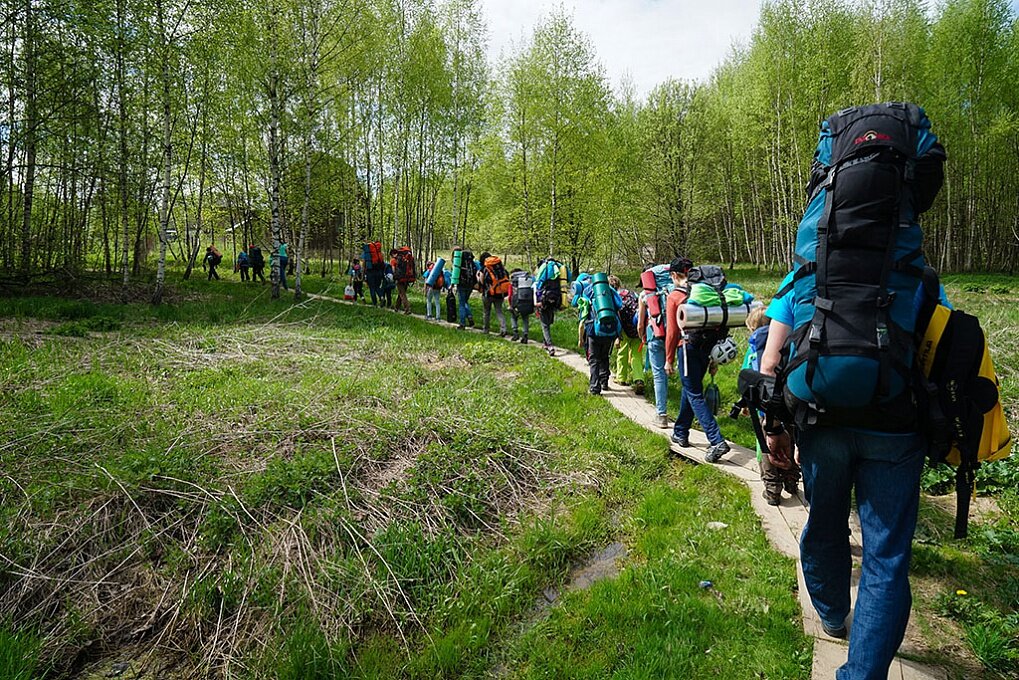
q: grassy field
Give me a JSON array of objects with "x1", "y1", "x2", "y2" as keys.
[{"x1": 0, "y1": 265, "x2": 1016, "y2": 678}]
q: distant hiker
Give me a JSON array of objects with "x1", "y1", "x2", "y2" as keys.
[
  {"x1": 534, "y1": 257, "x2": 569, "y2": 356},
  {"x1": 579, "y1": 272, "x2": 623, "y2": 395},
  {"x1": 665, "y1": 257, "x2": 729, "y2": 462},
  {"x1": 381, "y1": 259, "x2": 395, "y2": 308},
  {"x1": 361, "y1": 242, "x2": 385, "y2": 306},
  {"x1": 479, "y1": 252, "x2": 510, "y2": 336},
  {"x1": 205, "y1": 246, "x2": 222, "y2": 281},
  {"x1": 741, "y1": 305, "x2": 800, "y2": 505},
  {"x1": 278, "y1": 242, "x2": 289, "y2": 291},
  {"x1": 237, "y1": 250, "x2": 250, "y2": 281},
  {"x1": 349, "y1": 258, "x2": 365, "y2": 301},
  {"x1": 423, "y1": 260, "x2": 447, "y2": 320},
  {"x1": 609, "y1": 275, "x2": 644, "y2": 395},
  {"x1": 452, "y1": 246, "x2": 476, "y2": 329},
  {"x1": 391, "y1": 247, "x2": 416, "y2": 314},
  {"x1": 638, "y1": 264, "x2": 672, "y2": 428},
  {"x1": 509, "y1": 268, "x2": 535, "y2": 343},
  {"x1": 249, "y1": 244, "x2": 265, "y2": 283}
]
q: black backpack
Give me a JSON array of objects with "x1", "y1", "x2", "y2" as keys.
[
  {"x1": 460, "y1": 251, "x2": 476, "y2": 285},
  {"x1": 541, "y1": 277, "x2": 563, "y2": 311},
  {"x1": 685, "y1": 265, "x2": 727, "y2": 346},
  {"x1": 618, "y1": 289, "x2": 639, "y2": 338}
]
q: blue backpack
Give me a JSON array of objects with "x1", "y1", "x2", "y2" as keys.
[{"x1": 783, "y1": 102, "x2": 946, "y2": 430}]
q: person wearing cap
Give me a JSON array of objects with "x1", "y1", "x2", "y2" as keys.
[{"x1": 664, "y1": 257, "x2": 729, "y2": 462}]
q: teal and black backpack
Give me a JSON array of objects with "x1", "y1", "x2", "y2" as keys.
[{"x1": 783, "y1": 102, "x2": 946, "y2": 430}]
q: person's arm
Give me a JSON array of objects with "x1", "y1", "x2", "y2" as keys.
[
  {"x1": 760, "y1": 320, "x2": 790, "y2": 377},
  {"x1": 637, "y1": 296, "x2": 647, "y2": 340}
]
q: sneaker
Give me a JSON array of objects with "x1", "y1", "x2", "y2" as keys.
[
  {"x1": 763, "y1": 489, "x2": 781, "y2": 506},
  {"x1": 457, "y1": 324, "x2": 465, "y2": 331},
  {"x1": 670, "y1": 433, "x2": 690, "y2": 447},
  {"x1": 656, "y1": 414, "x2": 670, "y2": 429},
  {"x1": 467, "y1": 318, "x2": 475, "y2": 328},
  {"x1": 510, "y1": 334, "x2": 519, "y2": 342},
  {"x1": 521, "y1": 338, "x2": 529, "y2": 345},
  {"x1": 589, "y1": 388, "x2": 601, "y2": 395},
  {"x1": 704, "y1": 441, "x2": 731, "y2": 464},
  {"x1": 633, "y1": 381, "x2": 645, "y2": 395},
  {"x1": 822, "y1": 620, "x2": 848, "y2": 639},
  {"x1": 545, "y1": 345, "x2": 555, "y2": 357}
]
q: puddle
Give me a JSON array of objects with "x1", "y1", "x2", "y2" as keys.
[{"x1": 543, "y1": 541, "x2": 628, "y2": 604}]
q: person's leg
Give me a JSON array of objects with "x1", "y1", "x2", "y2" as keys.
[
  {"x1": 628, "y1": 337, "x2": 644, "y2": 385},
  {"x1": 521, "y1": 313, "x2": 530, "y2": 342},
  {"x1": 540, "y1": 307, "x2": 555, "y2": 346},
  {"x1": 510, "y1": 308, "x2": 520, "y2": 337},
  {"x1": 839, "y1": 432, "x2": 925, "y2": 680},
  {"x1": 615, "y1": 340, "x2": 631, "y2": 384},
  {"x1": 797, "y1": 427, "x2": 855, "y2": 634},
  {"x1": 458, "y1": 287, "x2": 470, "y2": 326},
  {"x1": 398, "y1": 282, "x2": 410, "y2": 312},
  {"x1": 368, "y1": 278, "x2": 379, "y2": 305},
  {"x1": 586, "y1": 336, "x2": 601, "y2": 393},
  {"x1": 678, "y1": 346, "x2": 724, "y2": 445},
  {"x1": 495, "y1": 298, "x2": 506, "y2": 334},
  {"x1": 424, "y1": 288, "x2": 433, "y2": 317},
  {"x1": 482, "y1": 296, "x2": 493, "y2": 332},
  {"x1": 279, "y1": 258, "x2": 288, "y2": 289},
  {"x1": 597, "y1": 337, "x2": 612, "y2": 388},
  {"x1": 759, "y1": 455, "x2": 784, "y2": 503},
  {"x1": 647, "y1": 338, "x2": 668, "y2": 416}
]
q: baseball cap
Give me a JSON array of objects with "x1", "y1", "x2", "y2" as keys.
[{"x1": 670, "y1": 257, "x2": 693, "y2": 274}]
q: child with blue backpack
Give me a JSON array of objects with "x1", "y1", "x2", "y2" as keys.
[
  {"x1": 741, "y1": 305, "x2": 800, "y2": 505},
  {"x1": 579, "y1": 273, "x2": 623, "y2": 395}
]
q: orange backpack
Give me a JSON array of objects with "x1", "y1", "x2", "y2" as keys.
[{"x1": 484, "y1": 256, "x2": 511, "y2": 297}]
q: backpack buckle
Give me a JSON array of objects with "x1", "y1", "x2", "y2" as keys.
[
  {"x1": 809, "y1": 323, "x2": 823, "y2": 344},
  {"x1": 876, "y1": 323, "x2": 889, "y2": 350}
]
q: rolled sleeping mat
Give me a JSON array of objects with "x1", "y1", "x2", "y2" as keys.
[
  {"x1": 451, "y1": 250, "x2": 463, "y2": 285},
  {"x1": 678, "y1": 300, "x2": 764, "y2": 329},
  {"x1": 641, "y1": 270, "x2": 665, "y2": 337},
  {"x1": 426, "y1": 257, "x2": 446, "y2": 286},
  {"x1": 591, "y1": 273, "x2": 616, "y2": 322}
]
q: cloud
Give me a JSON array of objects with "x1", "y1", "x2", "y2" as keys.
[{"x1": 481, "y1": 0, "x2": 763, "y2": 98}]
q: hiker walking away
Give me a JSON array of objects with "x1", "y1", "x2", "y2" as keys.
[
  {"x1": 452, "y1": 246, "x2": 476, "y2": 329},
  {"x1": 362, "y1": 242, "x2": 385, "y2": 306},
  {"x1": 278, "y1": 241, "x2": 289, "y2": 291},
  {"x1": 741, "y1": 305, "x2": 799, "y2": 505},
  {"x1": 763, "y1": 103, "x2": 947, "y2": 679},
  {"x1": 205, "y1": 246, "x2": 222, "y2": 281},
  {"x1": 534, "y1": 257, "x2": 569, "y2": 356},
  {"x1": 381, "y1": 259, "x2": 395, "y2": 308},
  {"x1": 579, "y1": 273, "x2": 622, "y2": 395},
  {"x1": 638, "y1": 264, "x2": 672, "y2": 429},
  {"x1": 423, "y1": 261, "x2": 446, "y2": 320},
  {"x1": 349, "y1": 258, "x2": 365, "y2": 301},
  {"x1": 236, "y1": 249, "x2": 250, "y2": 281},
  {"x1": 479, "y1": 252, "x2": 510, "y2": 336},
  {"x1": 391, "y1": 247, "x2": 416, "y2": 314},
  {"x1": 665, "y1": 257, "x2": 729, "y2": 462},
  {"x1": 249, "y1": 244, "x2": 265, "y2": 283},
  {"x1": 509, "y1": 268, "x2": 535, "y2": 343},
  {"x1": 608, "y1": 275, "x2": 644, "y2": 395}
]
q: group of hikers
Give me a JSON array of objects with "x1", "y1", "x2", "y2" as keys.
[
  {"x1": 337, "y1": 103, "x2": 1015, "y2": 680},
  {"x1": 203, "y1": 243, "x2": 294, "y2": 288}
]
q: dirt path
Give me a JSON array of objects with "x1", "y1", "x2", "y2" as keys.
[{"x1": 309, "y1": 292, "x2": 946, "y2": 680}]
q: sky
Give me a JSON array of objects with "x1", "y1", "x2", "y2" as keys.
[
  {"x1": 481, "y1": 0, "x2": 765, "y2": 98},
  {"x1": 481, "y1": 0, "x2": 1019, "y2": 99}
]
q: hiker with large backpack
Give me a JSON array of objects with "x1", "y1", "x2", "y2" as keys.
[
  {"x1": 236, "y1": 250, "x2": 250, "y2": 281},
  {"x1": 249, "y1": 244, "x2": 265, "y2": 283},
  {"x1": 478, "y1": 252, "x2": 510, "y2": 336},
  {"x1": 391, "y1": 247, "x2": 416, "y2": 314},
  {"x1": 381, "y1": 259, "x2": 395, "y2": 308},
  {"x1": 423, "y1": 259, "x2": 448, "y2": 320},
  {"x1": 578, "y1": 273, "x2": 623, "y2": 395},
  {"x1": 637, "y1": 263, "x2": 675, "y2": 429},
  {"x1": 204, "y1": 246, "x2": 222, "y2": 281},
  {"x1": 451, "y1": 246, "x2": 476, "y2": 329},
  {"x1": 349, "y1": 258, "x2": 365, "y2": 301},
  {"x1": 608, "y1": 275, "x2": 644, "y2": 395},
  {"x1": 664, "y1": 257, "x2": 730, "y2": 463},
  {"x1": 508, "y1": 268, "x2": 535, "y2": 343},
  {"x1": 361, "y1": 242, "x2": 386, "y2": 306},
  {"x1": 278, "y1": 242, "x2": 289, "y2": 291},
  {"x1": 534, "y1": 257, "x2": 569, "y2": 357},
  {"x1": 760, "y1": 103, "x2": 948, "y2": 678}
]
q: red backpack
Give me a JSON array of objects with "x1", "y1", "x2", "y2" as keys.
[
  {"x1": 394, "y1": 248, "x2": 416, "y2": 282},
  {"x1": 367, "y1": 242, "x2": 383, "y2": 267}
]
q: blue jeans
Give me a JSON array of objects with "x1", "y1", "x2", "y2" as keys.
[
  {"x1": 457, "y1": 286, "x2": 474, "y2": 325},
  {"x1": 798, "y1": 427, "x2": 925, "y2": 680},
  {"x1": 673, "y1": 343, "x2": 723, "y2": 445},
  {"x1": 425, "y1": 287, "x2": 441, "y2": 318},
  {"x1": 646, "y1": 337, "x2": 668, "y2": 416},
  {"x1": 366, "y1": 274, "x2": 383, "y2": 305}
]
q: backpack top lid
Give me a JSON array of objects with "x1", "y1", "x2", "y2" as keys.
[{"x1": 817, "y1": 102, "x2": 935, "y2": 168}]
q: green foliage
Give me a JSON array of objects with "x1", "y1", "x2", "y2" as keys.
[{"x1": 0, "y1": 628, "x2": 40, "y2": 680}]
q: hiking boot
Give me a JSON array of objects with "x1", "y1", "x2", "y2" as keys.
[
  {"x1": 467, "y1": 318, "x2": 475, "y2": 328},
  {"x1": 633, "y1": 381, "x2": 645, "y2": 395},
  {"x1": 670, "y1": 433, "x2": 690, "y2": 447},
  {"x1": 763, "y1": 489, "x2": 781, "y2": 506},
  {"x1": 521, "y1": 338, "x2": 529, "y2": 345},
  {"x1": 510, "y1": 333, "x2": 519, "y2": 342},
  {"x1": 589, "y1": 388, "x2": 601, "y2": 396},
  {"x1": 600, "y1": 382, "x2": 610, "y2": 391},
  {"x1": 784, "y1": 481, "x2": 800, "y2": 496},
  {"x1": 457, "y1": 324, "x2": 465, "y2": 331},
  {"x1": 704, "y1": 441, "x2": 731, "y2": 464},
  {"x1": 656, "y1": 414, "x2": 670, "y2": 429},
  {"x1": 545, "y1": 345, "x2": 555, "y2": 357},
  {"x1": 822, "y1": 620, "x2": 848, "y2": 639}
]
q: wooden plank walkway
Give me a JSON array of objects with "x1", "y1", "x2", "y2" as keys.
[{"x1": 309, "y1": 293, "x2": 946, "y2": 680}]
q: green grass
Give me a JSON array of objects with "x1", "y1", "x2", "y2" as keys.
[{"x1": 0, "y1": 272, "x2": 808, "y2": 678}]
